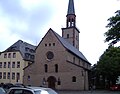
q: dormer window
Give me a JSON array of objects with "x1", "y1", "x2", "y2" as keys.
[{"x1": 25, "y1": 47, "x2": 29, "y2": 52}]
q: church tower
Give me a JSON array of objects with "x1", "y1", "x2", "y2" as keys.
[{"x1": 62, "y1": 0, "x2": 80, "y2": 50}]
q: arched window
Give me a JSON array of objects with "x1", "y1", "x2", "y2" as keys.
[
  {"x1": 55, "y1": 64, "x2": 58, "y2": 73},
  {"x1": 72, "y1": 76, "x2": 76, "y2": 82},
  {"x1": 44, "y1": 64, "x2": 48, "y2": 73},
  {"x1": 72, "y1": 18, "x2": 74, "y2": 26}
]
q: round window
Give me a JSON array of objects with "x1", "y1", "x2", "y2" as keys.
[{"x1": 46, "y1": 51, "x2": 54, "y2": 60}]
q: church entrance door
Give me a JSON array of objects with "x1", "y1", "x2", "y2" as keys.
[{"x1": 47, "y1": 76, "x2": 56, "y2": 89}]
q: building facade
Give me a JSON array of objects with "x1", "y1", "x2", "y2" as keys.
[
  {"x1": 0, "y1": 40, "x2": 36, "y2": 84},
  {"x1": 23, "y1": 0, "x2": 91, "y2": 90}
]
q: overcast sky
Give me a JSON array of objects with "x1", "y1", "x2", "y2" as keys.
[{"x1": 0, "y1": 0, "x2": 120, "y2": 65}]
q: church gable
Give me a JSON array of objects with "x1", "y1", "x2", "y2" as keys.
[
  {"x1": 36, "y1": 28, "x2": 66, "y2": 54},
  {"x1": 35, "y1": 28, "x2": 67, "y2": 67}
]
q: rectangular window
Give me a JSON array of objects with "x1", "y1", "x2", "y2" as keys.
[
  {"x1": 44, "y1": 64, "x2": 48, "y2": 73},
  {"x1": 4, "y1": 62, "x2": 6, "y2": 68},
  {"x1": 67, "y1": 34, "x2": 69, "y2": 38},
  {"x1": 8, "y1": 62, "x2": 11, "y2": 68},
  {"x1": 53, "y1": 43, "x2": 55, "y2": 46},
  {"x1": 3, "y1": 72, "x2": 6, "y2": 79},
  {"x1": 55, "y1": 64, "x2": 58, "y2": 73},
  {"x1": 17, "y1": 61, "x2": 20, "y2": 68},
  {"x1": 7, "y1": 72, "x2": 10, "y2": 79},
  {"x1": 0, "y1": 62, "x2": 2, "y2": 68},
  {"x1": 16, "y1": 72, "x2": 20, "y2": 81},
  {"x1": 4, "y1": 53, "x2": 7, "y2": 58},
  {"x1": 0, "y1": 72, "x2": 2, "y2": 79},
  {"x1": 13, "y1": 53, "x2": 16, "y2": 58},
  {"x1": 8, "y1": 53, "x2": 11, "y2": 58},
  {"x1": 12, "y1": 72, "x2": 15, "y2": 80},
  {"x1": 12, "y1": 62, "x2": 15, "y2": 68}
]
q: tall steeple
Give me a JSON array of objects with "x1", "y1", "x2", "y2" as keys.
[
  {"x1": 67, "y1": 0, "x2": 75, "y2": 15},
  {"x1": 62, "y1": 0, "x2": 80, "y2": 50},
  {"x1": 66, "y1": 0, "x2": 76, "y2": 27}
]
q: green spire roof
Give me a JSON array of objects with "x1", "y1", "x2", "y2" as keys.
[{"x1": 67, "y1": 0, "x2": 75, "y2": 15}]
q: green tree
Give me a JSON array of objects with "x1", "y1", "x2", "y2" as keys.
[
  {"x1": 96, "y1": 47, "x2": 120, "y2": 87},
  {"x1": 105, "y1": 10, "x2": 120, "y2": 46}
]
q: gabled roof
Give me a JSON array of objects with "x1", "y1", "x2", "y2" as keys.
[
  {"x1": 51, "y1": 29, "x2": 90, "y2": 64},
  {"x1": 4, "y1": 40, "x2": 36, "y2": 62}
]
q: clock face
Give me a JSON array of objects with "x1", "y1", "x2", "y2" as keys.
[{"x1": 46, "y1": 51, "x2": 54, "y2": 60}]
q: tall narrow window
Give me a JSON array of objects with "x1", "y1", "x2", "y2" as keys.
[
  {"x1": 3, "y1": 72, "x2": 6, "y2": 79},
  {"x1": 73, "y1": 57, "x2": 75, "y2": 63},
  {"x1": 12, "y1": 62, "x2": 15, "y2": 68},
  {"x1": 44, "y1": 64, "x2": 48, "y2": 73},
  {"x1": 16, "y1": 73, "x2": 20, "y2": 82},
  {"x1": 81, "y1": 71, "x2": 84, "y2": 76},
  {"x1": 0, "y1": 62, "x2": 2, "y2": 68},
  {"x1": 67, "y1": 34, "x2": 69, "y2": 38},
  {"x1": 7, "y1": 72, "x2": 10, "y2": 79},
  {"x1": 17, "y1": 61, "x2": 20, "y2": 68},
  {"x1": 55, "y1": 64, "x2": 58, "y2": 73},
  {"x1": 57, "y1": 78, "x2": 61, "y2": 85},
  {"x1": 72, "y1": 76, "x2": 76, "y2": 82},
  {"x1": 0, "y1": 72, "x2": 2, "y2": 79},
  {"x1": 8, "y1": 62, "x2": 10, "y2": 68},
  {"x1": 27, "y1": 75, "x2": 30, "y2": 81},
  {"x1": 12, "y1": 72, "x2": 15, "y2": 80},
  {"x1": 4, "y1": 62, "x2": 6, "y2": 68}
]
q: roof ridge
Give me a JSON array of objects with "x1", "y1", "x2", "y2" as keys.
[{"x1": 52, "y1": 30, "x2": 90, "y2": 64}]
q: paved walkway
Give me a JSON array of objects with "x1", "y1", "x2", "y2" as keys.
[{"x1": 57, "y1": 90, "x2": 120, "y2": 94}]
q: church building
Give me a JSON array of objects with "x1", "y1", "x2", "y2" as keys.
[{"x1": 23, "y1": 0, "x2": 91, "y2": 90}]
